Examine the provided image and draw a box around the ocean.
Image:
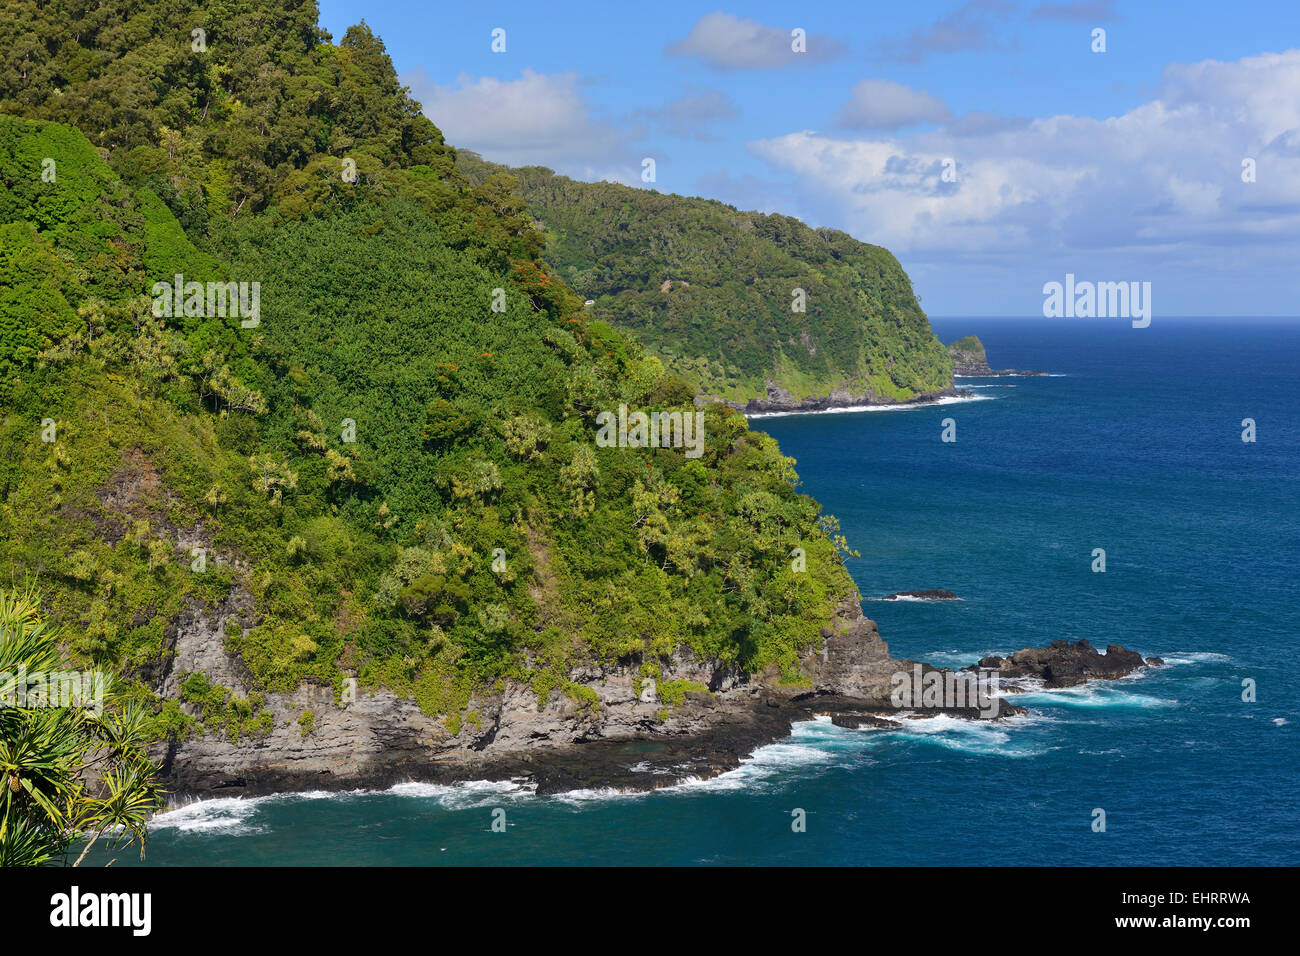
[97,317,1299,866]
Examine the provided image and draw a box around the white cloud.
[837,80,952,130]
[666,12,845,69]
[749,50,1300,266]
[403,67,635,179]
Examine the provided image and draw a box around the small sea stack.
[882,589,962,601]
[966,638,1161,688]
[947,335,1048,376]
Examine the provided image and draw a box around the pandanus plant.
[0,586,164,866]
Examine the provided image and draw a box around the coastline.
[738,385,976,418]
[150,598,1041,802]
[152,599,897,800]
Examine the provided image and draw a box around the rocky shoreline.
[150,592,1160,802]
[732,380,967,416]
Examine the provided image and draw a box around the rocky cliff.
[151,594,1048,798]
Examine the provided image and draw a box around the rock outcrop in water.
[947,335,1047,377]
[882,589,961,601]
[967,638,1158,688]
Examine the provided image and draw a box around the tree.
[0,586,164,866]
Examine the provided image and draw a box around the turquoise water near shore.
[102,317,1299,866]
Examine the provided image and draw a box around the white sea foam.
[1016,682,1174,710]
[661,718,854,793]
[882,711,1049,758]
[151,778,539,832]
[1159,652,1232,665]
[551,786,633,804]
[150,797,266,835]
[386,779,535,808]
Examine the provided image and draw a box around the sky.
[318,0,1300,317]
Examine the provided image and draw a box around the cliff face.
[151,598,912,797]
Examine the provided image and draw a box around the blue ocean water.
[109,318,1298,866]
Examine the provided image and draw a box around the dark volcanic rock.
[831,713,901,730]
[968,638,1159,688]
[883,588,961,601]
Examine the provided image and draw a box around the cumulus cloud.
[836,80,952,130]
[641,85,738,140]
[666,12,845,69]
[403,67,635,179]
[749,50,1300,267]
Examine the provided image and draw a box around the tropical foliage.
[0,0,874,772]
[0,587,163,866]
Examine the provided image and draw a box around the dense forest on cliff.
[0,0,860,741]
[457,151,953,404]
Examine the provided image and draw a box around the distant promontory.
[947,335,1048,377]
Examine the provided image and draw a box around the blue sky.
[319,0,1300,316]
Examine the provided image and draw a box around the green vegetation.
[0,587,164,866]
[0,1,873,749]
[562,682,601,716]
[947,335,988,367]
[457,151,953,403]
[178,672,273,743]
[657,679,710,706]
